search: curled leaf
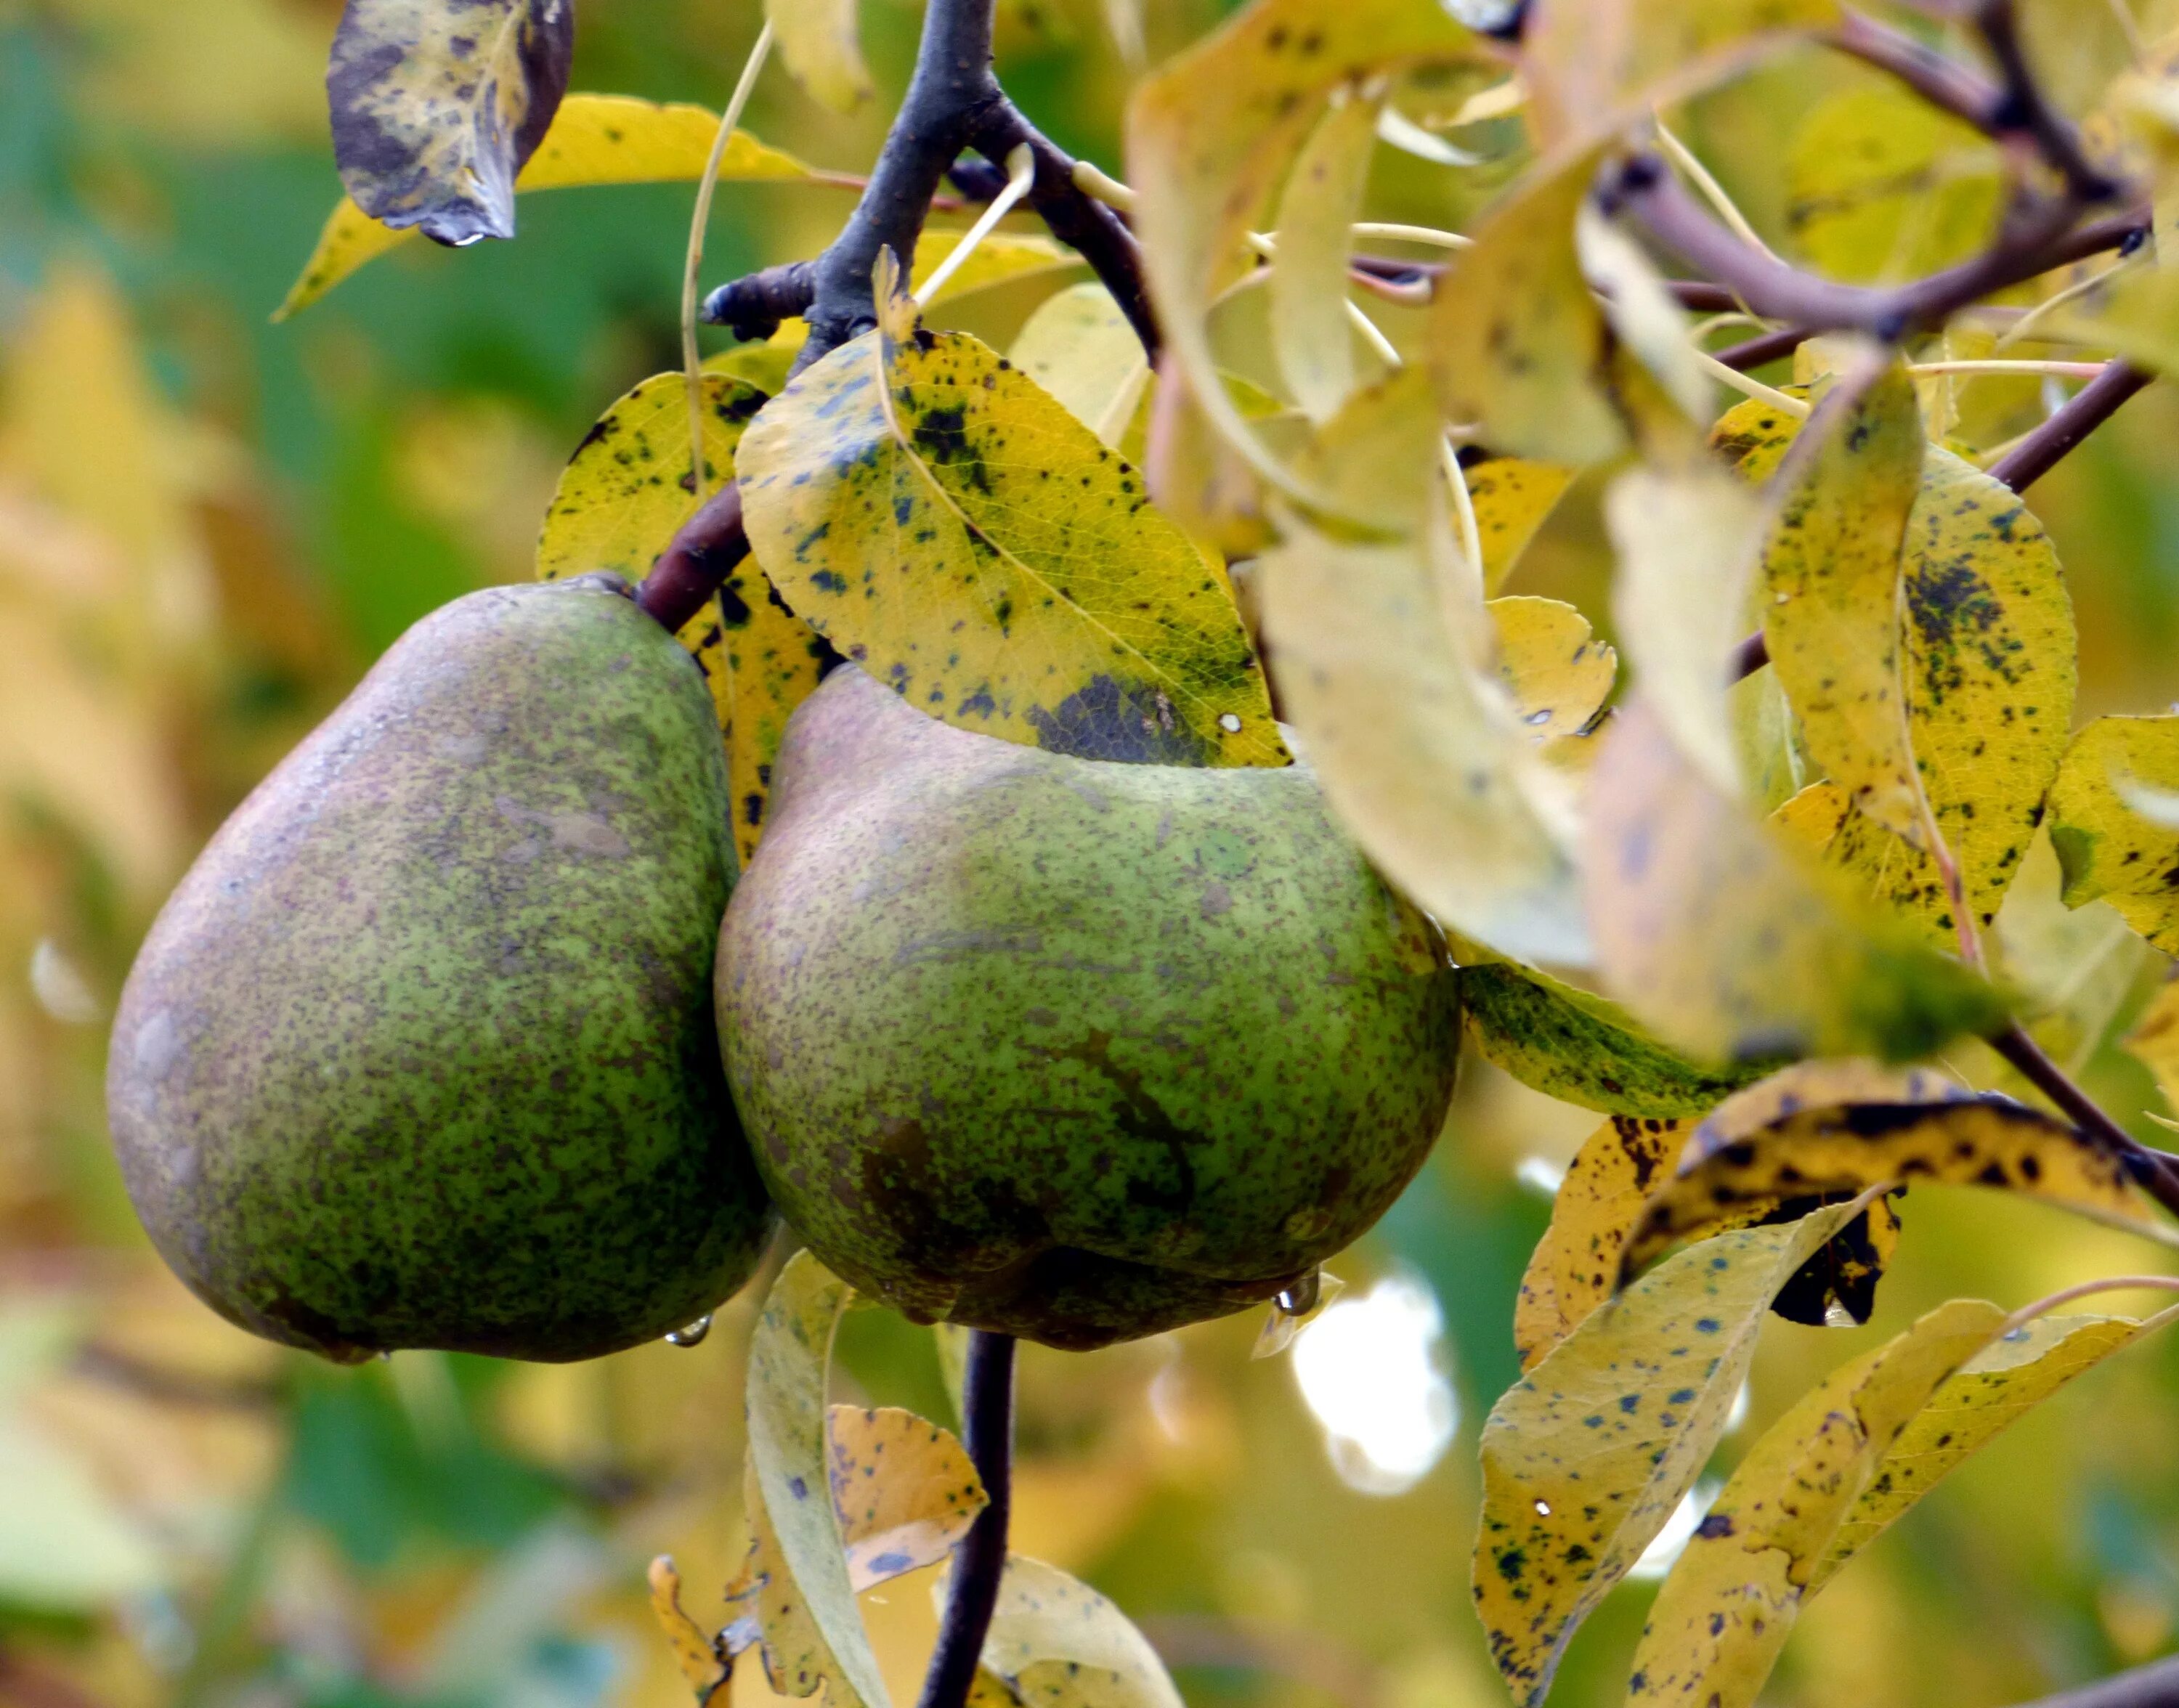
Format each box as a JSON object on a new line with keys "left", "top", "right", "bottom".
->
{"left": 1474, "top": 1200, "right": 1870, "bottom": 1707}
{"left": 1270, "top": 85, "right": 1385, "bottom": 424}
{"left": 280, "top": 97, "right": 820, "bottom": 318}
{"left": 1626, "top": 1094, "right": 2174, "bottom": 1274}
{"left": 649, "top": 1556, "right": 730, "bottom": 1705}
{"left": 327, "top": 0, "right": 575, "bottom": 247}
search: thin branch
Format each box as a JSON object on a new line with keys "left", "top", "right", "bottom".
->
{"left": 636, "top": 481, "right": 750, "bottom": 635}
{"left": 1976, "top": 0, "right": 2122, "bottom": 202}
{"left": 917, "top": 1330, "right": 1017, "bottom": 1708}
{"left": 1827, "top": 9, "right": 2006, "bottom": 133}
{"left": 2008, "top": 1654, "right": 2179, "bottom": 1708}
{"left": 1984, "top": 360, "right": 2155, "bottom": 492}
{"left": 1713, "top": 323, "right": 1809, "bottom": 372}
{"left": 702, "top": 259, "right": 817, "bottom": 343}
{"left": 1988, "top": 1020, "right": 2179, "bottom": 1220}
{"left": 1616, "top": 156, "right": 2096, "bottom": 338}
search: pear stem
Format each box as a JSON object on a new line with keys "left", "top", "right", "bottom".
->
{"left": 920, "top": 1329, "right": 1017, "bottom": 1708}
{"left": 635, "top": 481, "right": 750, "bottom": 636}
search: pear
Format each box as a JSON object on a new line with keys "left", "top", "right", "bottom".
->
{"left": 716, "top": 667, "right": 1460, "bottom": 1350}
{"left": 107, "top": 575, "right": 773, "bottom": 1363}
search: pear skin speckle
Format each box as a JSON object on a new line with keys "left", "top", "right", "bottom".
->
{"left": 717, "top": 667, "right": 1461, "bottom": 1350}
{"left": 107, "top": 576, "right": 774, "bottom": 1363}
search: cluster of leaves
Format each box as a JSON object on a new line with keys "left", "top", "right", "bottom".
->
{"left": 234, "top": 0, "right": 2179, "bottom": 1702}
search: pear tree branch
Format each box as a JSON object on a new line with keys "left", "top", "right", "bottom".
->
{"left": 2010, "top": 1652, "right": 2179, "bottom": 1708}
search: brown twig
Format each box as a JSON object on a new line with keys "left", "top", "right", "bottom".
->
{"left": 636, "top": 481, "right": 751, "bottom": 635}
{"left": 917, "top": 1330, "right": 1016, "bottom": 1708}
{"left": 2008, "top": 1652, "right": 2179, "bottom": 1708}
{"left": 1984, "top": 360, "right": 2156, "bottom": 492}
{"left": 1827, "top": 9, "right": 2008, "bottom": 133}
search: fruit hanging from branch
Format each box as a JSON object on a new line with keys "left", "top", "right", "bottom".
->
{"left": 106, "top": 574, "right": 774, "bottom": 1364}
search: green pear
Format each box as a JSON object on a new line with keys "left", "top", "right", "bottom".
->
{"left": 107, "top": 575, "right": 773, "bottom": 1363}
{"left": 716, "top": 667, "right": 1461, "bottom": 1350}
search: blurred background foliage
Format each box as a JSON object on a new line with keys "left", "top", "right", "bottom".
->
{"left": 7, "top": 1, "right": 2179, "bottom": 1705}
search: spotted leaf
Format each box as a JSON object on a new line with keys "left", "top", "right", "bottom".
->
{"left": 1626, "top": 1094, "right": 2175, "bottom": 1274}
{"left": 1489, "top": 596, "right": 1615, "bottom": 744}
{"left": 941, "top": 1555, "right": 1185, "bottom": 1708}
{"left": 327, "top": 0, "right": 575, "bottom": 248}
{"left": 1625, "top": 1299, "right": 2006, "bottom": 1708}
{"left": 2050, "top": 715, "right": 2179, "bottom": 953}
{"left": 1474, "top": 1200, "right": 1870, "bottom": 1707}
{"left": 1469, "top": 457, "right": 1576, "bottom": 594}
{"left": 535, "top": 370, "right": 821, "bottom": 867}
{"left": 736, "top": 318, "right": 1284, "bottom": 768}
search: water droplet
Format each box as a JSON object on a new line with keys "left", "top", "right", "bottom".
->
{"left": 665, "top": 1314, "right": 714, "bottom": 1348}
{"left": 1276, "top": 1270, "right": 1322, "bottom": 1317}
{"left": 1534, "top": 1498, "right": 1551, "bottom": 1516}
{"left": 1218, "top": 712, "right": 1243, "bottom": 733}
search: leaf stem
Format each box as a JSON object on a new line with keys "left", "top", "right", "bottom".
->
{"left": 917, "top": 1330, "right": 1017, "bottom": 1708}
{"left": 1997, "top": 1274, "right": 2179, "bottom": 1339}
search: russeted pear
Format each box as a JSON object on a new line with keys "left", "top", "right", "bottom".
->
{"left": 107, "top": 575, "right": 773, "bottom": 1363}
{"left": 716, "top": 667, "right": 1461, "bottom": 1350}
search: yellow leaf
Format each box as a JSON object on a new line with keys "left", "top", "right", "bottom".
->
{"left": 1459, "top": 958, "right": 1772, "bottom": 1122}
{"left": 1786, "top": 86, "right": 2003, "bottom": 284}
{"left": 768, "top": 0, "right": 874, "bottom": 113}
{"left": 1524, "top": 0, "right": 1840, "bottom": 148}
{"left": 946, "top": 1555, "right": 1185, "bottom": 1708}
{"left": 1626, "top": 1299, "right": 2006, "bottom": 1708}
{"left": 2126, "top": 976, "right": 2179, "bottom": 1114}
{"left": 735, "top": 323, "right": 1286, "bottom": 766}
{"left": 1008, "top": 285, "right": 1150, "bottom": 447}
{"left": 1488, "top": 595, "right": 1615, "bottom": 744}
{"left": 707, "top": 325, "right": 809, "bottom": 397}
{"left": 2050, "top": 715, "right": 2179, "bottom": 951}
{"left": 1626, "top": 1093, "right": 2175, "bottom": 1273}
{"left": 1605, "top": 459, "right": 1769, "bottom": 793}
{"left": 533, "top": 369, "right": 818, "bottom": 866}
{"left": 1259, "top": 375, "right": 1589, "bottom": 966}
{"left": 1759, "top": 360, "right": 1928, "bottom": 842}
{"left": 1812, "top": 1308, "right": 2179, "bottom": 1595}
{"left": 1583, "top": 699, "right": 2005, "bottom": 1062}
{"left": 916, "top": 231, "right": 1082, "bottom": 307}
{"left": 277, "top": 96, "right": 821, "bottom": 319}
{"left": 648, "top": 1556, "right": 729, "bottom": 1706}
{"left": 326, "top": 0, "right": 573, "bottom": 246}
{"left": 1474, "top": 1200, "right": 1870, "bottom": 1708}
{"left": 828, "top": 1405, "right": 989, "bottom": 1589}
{"left": 1467, "top": 457, "right": 1575, "bottom": 594}
{"left": 1430, "top": 145, "right": 1627, "bottom": 466}
{"left": 738, "top": 1253, "right": 888, "bottom": 1708}
{"left": 1270, "top": 85, "right": 1385, "bottom": 423}
{"left": 1713, "top": 399, "right": 2077, "bottom": 940}
{"left": 1127, "top": 0, "right": 1479, "bottom": 495}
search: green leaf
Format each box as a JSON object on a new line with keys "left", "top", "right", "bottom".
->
{"left": 2042, "top": 261, "right": 2179, "bottom": 377}
{"left": 1259, "top": 373, "right": 1590, "bottom": 966}
{"left": 2050, "top": 715, "right": 2179, "bottom": 952}
{"left": 1811, "top": 1306, "right": 2179, "bottom": 1595}
{"left": 1583, "top": 698, "right": 2008, "bottom": 1063}
{"left": 736, "top": 1253, "right": 889, "bottom": 1708}
{"left": 325, "top": 0, "right": 575, "bottom": 247}
{"left": 278, "top": 94, "right": 823, "bottom": 318}
{"left": 1460, "top": 958, "right": 1769, "bottom": 1121}
{"left": 735, "top": 311, "right": 1286, "bottom": 767}
{"left": 768, "top": 0, "right": 874, "bottom": 113}
{"left": 1474, "top": 1199, "right": 1870, "bottom": 1708}
{"left": 1626, "top": 1092, "right": 2178, "bottom": 1272}
{"left": 1007, "top": 284, "right": 1149, "bottom": 447}
{"left": 1785, "top": 86, "right": 2003, "bottom": 284}
{"left": 1625, "top": 1299, "right": 2007, "bottom": 1708}
{"left": 1759, "top": 359, "right": 1928, "bottom": 842}
{"left": 1270, "top": 85, "right": 1385, "bottom": 424}
{"left": 949, "top": 1556, "right": 1185, "bottom": 1708}
{"left": 1127, "top": 0, "right": 1480, "bottom": 497}
{"left": 1429, "top": 145, "right": 1628, "bottom": 466}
